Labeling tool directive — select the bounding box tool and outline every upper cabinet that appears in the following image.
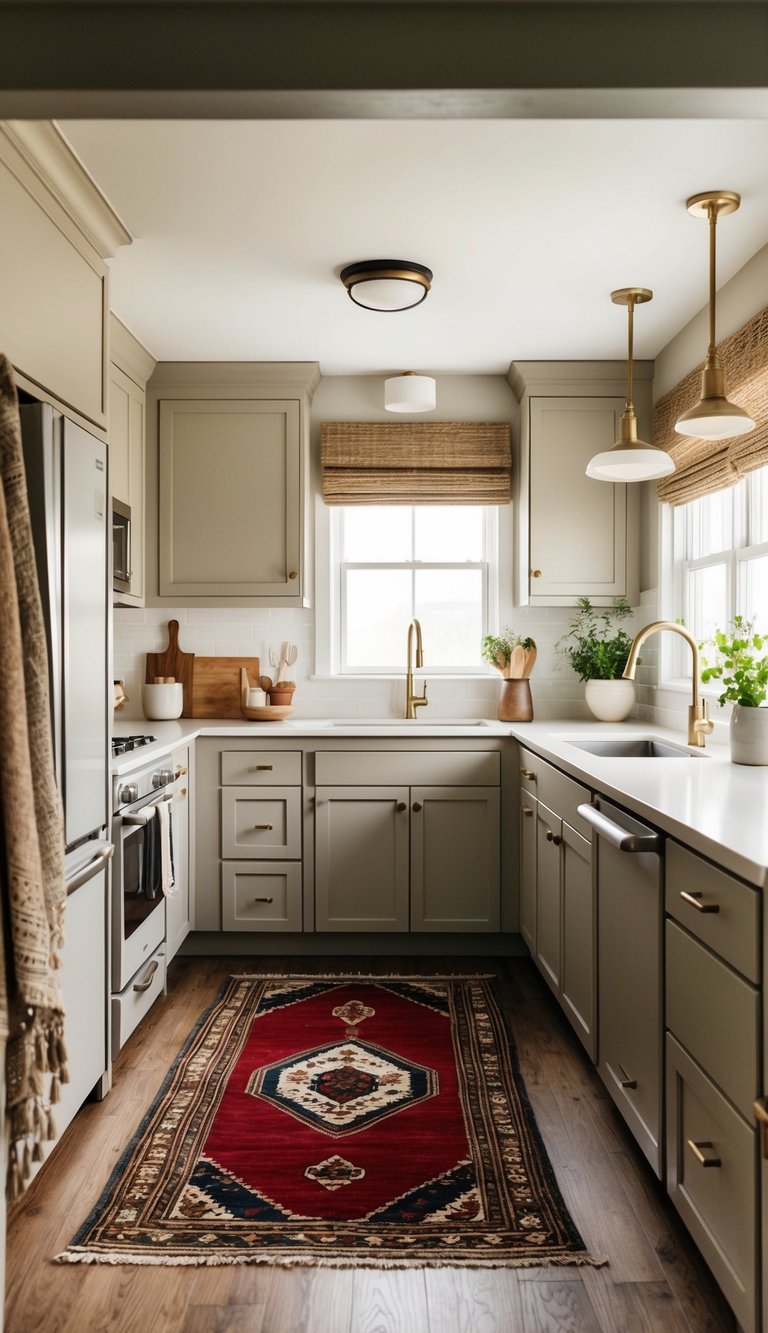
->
[0,122,131,430]
[509,361,651,606]
[109,317,155,607]
[148,362,320,606]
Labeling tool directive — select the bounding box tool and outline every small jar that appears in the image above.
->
[247,687,267,707]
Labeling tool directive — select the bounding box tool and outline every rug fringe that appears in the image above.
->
[54,1249,607,1270]
[229,973,497,981]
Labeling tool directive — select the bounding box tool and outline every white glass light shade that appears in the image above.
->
[351,277,427,311]
[586,447,675,482]
[674,400,755,439]
[384,373,436,413]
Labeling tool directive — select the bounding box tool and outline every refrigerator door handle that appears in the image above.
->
[65,840,114,896]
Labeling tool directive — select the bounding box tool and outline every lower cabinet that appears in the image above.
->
[218,748,304,932]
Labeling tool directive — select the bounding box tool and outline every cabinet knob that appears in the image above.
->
[180,787,187,798]
[396,802,407,813]
[545,829,562,846]
[530,569,542,579]
[288,570,298,581]
[687,1139,721,1169]
[412,801,423,813]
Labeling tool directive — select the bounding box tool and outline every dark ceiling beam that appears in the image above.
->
[0,2,766,117]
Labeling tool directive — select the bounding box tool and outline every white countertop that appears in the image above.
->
[112,715,768,887]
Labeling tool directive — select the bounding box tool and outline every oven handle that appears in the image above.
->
[121,792,174,826]
[133,959,160,994]
[65,840,114,896]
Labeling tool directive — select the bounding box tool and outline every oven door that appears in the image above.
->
[112,804,167,993]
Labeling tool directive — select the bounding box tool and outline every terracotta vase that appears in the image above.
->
[498,678,533,722]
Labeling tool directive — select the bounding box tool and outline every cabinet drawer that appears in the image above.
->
[314,750,499,786]
[221,750,302,786]
[221,787,301,859]
[666,840,760,983]
[222,862,302,931]
[666,1033,758,1333]
[537,763,592,839]
[518,746,539,796]
[111,946,166,1060]
[666,920,759,1121]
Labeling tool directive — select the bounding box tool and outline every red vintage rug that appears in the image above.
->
[57,975,601,1269]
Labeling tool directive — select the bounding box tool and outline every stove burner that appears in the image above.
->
[111,734,156,756]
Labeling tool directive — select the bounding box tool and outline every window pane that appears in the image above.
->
[344,569,411,668]
[686,563,727,644]
[342,507,411,562]
[414,506,483,561]
[743,553,768,633]
[748,466,768,546]
[687,489,733,559]
[415,569,483,668]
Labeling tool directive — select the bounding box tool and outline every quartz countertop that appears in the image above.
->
[112,715,768,886]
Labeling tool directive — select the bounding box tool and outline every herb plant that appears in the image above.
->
[481,629,534,673]
[557,596,634,682]
[700,616,768,708]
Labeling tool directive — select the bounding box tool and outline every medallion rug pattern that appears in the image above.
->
[57,975,601,1269]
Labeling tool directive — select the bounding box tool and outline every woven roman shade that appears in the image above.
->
[320,421,512,504]
[654,306,768,505]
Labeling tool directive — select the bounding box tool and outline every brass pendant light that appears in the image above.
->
[586,288,675,482]
[674,191,755,440]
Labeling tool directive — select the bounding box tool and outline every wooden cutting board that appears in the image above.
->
[190,657,261,718]
[145,620,195,715]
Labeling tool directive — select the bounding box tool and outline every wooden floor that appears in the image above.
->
[5,956,738,1333]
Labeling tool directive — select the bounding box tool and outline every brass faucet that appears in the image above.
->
[405,618,428,719]
[622,620,715,748]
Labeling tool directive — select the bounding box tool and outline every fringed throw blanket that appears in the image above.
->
[0,356,67,1199]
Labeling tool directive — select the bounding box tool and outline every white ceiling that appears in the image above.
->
[59,117,768,376]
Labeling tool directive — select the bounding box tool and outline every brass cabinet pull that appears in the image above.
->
[254,764,273,771]
[545,829,562,846]
[679,889,720,914]
[180,787,187,798]
[396,802,407,813]
[288,570,298,580]
[531,569,542,578]
[754,1098,768,1159]
[175,766,188,778]
[253,824,273,831]
[618,1063,637,1089]
[252,896,274,904]
[522,805,534,818]
[687,1139,722,1168]
[412,801,423,812]
[520,768,536,780]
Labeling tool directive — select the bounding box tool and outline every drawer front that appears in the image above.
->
[666,919,759,1121]
[666,1033,758,1333]
[221,750,302,786]
[666,840,760,983]
[111,946,166,1060]
[222,862,302,931]
[518,745,540,796]
[537,762,592,840]
[314,750,500,787]
[221,787,301,859]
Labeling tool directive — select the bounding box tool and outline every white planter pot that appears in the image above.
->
[584,678,635,723]
[730,704,768,765]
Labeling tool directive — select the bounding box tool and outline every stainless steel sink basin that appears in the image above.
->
[562,735,705,758]
[289,718,492,730]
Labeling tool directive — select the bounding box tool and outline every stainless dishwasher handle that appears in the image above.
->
[576,803,662,854]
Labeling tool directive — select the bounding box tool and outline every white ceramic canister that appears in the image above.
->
[730,703,768,765]
[142,682,184,720]
[247,687,267,707]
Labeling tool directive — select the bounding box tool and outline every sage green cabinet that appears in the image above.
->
[410,786,500,932]
[519,790,537,952]
[314,786,410,932]
[109,319,155,607]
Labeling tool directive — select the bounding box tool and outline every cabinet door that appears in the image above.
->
[109,363,145,604]
[315,787,409,931]
[520,790,537,952]
[561,822,595,1059]
[166,747,190,961]
[535,800,562,991]
[410,787,500,932]
[222,862,302,932]
[159,398,301,598]
[529,397,627,602]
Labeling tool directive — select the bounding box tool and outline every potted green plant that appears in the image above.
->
[481,629,537,721]
[700,615,768,765]
[557,596,636,722]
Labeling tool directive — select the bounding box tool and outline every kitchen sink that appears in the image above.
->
[290,718,493,729]
[560,735,707,758]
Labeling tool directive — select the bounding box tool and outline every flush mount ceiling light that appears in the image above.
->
[587,288,675,483]
[675,191,755,440]
[340,260,432,312]
[384,371,436,413]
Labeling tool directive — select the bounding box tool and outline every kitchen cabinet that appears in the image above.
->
[518,746,595,1058]
[109,318,155,606]
[509,361,649,606]
[665,839,761,1332]
[166,745,192,961]
[148,362,320,606]
[314,750,500,934]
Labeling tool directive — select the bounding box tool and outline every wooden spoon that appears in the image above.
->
[521,643,537,678]
[260,675,273,691]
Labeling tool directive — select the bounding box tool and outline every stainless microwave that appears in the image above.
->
[112,499,132,595]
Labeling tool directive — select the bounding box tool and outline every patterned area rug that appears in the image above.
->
[57,975,602,1269]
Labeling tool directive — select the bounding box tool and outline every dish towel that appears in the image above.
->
[141,808,161,901]
[156,800,176,897]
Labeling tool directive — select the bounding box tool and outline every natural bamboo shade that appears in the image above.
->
[320,421,512,504]
[654,305,768,505]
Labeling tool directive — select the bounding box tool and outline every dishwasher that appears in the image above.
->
[577,798,665,1178]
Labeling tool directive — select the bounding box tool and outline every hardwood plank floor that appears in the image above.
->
[5,957,738,1333]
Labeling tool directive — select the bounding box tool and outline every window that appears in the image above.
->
[333,505,495,674]
[666,464,768,680]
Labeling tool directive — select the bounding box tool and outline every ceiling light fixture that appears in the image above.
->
[340,259,432,312]
[384,372,436,414]
[587,288,675,482]
[675,191,755,440]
